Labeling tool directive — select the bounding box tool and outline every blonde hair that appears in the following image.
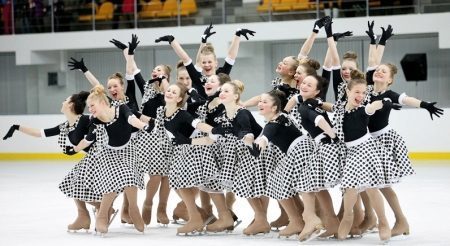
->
[88,85,110,106]
[299,57,320,71]
[343,51,359,68]
[347,69,367,90]
[158,64,172,82]
[225,80,245,103]
[200,43,217,60]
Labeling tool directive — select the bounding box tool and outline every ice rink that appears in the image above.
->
[1,161,449,246]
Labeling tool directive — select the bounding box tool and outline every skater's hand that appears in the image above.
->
[148,75,166,85]
[128,34,140,55]
[109,38,127,50]
[304,98,323,110]
[320,135,339,145]
[247,143,261,158]
[333,31,353,42]
[324,18,333,38]
[379,24,394,45]
[201,22,216,43]
[63,146,77,155]
[3,124,19,140]
[155,35,174,44]
[382,98,402,110]
[68,57,88,73]
[313,16,331,33]
[143,122,155,133]
[211,125,232,136]
[235,28,255,40]
[420,101,444,120]
[276,83,299,96]
[365,20,377,44]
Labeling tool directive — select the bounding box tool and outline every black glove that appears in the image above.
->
[382,98,402,110]
[143,122,155,133]
[247,143,261,158]
[155,35,174,44]
[211,125,232,136]
[3,124,19,140]
[333,31,353,42]
[109,38,127,50]
[378,24,394,46]
[420,101,444,120]
[304,98,323,110]
[172,137,192,145]
[63,146,77,155]
[68,57,88,73]
[128,34,140,55]
[365,20,376,45]
[324,18,333,38]
[201,22,216,43]
[148,75,166,85]
[313,16,331,33]
[187,88,198,96]
[235,28,255,40]
[276,84,299,96]
[320,135,339,145]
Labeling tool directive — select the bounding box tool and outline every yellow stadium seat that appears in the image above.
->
[176,0,197,16]
[139,0,163,19]
[94,1,114,21]
[273,0,297,12]
[78,3,98,22]
[292,0,312,11]
[257,0,280,13]
[156,0,177,18]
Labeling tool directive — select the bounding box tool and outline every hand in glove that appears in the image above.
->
[304,98,323,110]
[201,22,216,43]
[128,34,140,55]
[324,18,333,38]
[277,84,299,96]
[313,16,331,33]
[320,135,340,145]
[333,31,353,42]
[379,24,394,46]
[63,146,77,155]
[148,75,166,85]
[68,57,88,73]
[143,122,155,133]
[247,143,261,158]
[211,125,232,136]
[382,98,402,110]
[109,38,127,50]
[235,28,256,40]
[3,124,19,140]
[365,20,377,44]
[155,35,174,44]
[420,101,444,120]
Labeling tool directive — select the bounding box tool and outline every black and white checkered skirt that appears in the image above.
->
[169,144,219,190]
[307,140,343,192]
[58,149,102,202]
[267,136,315,200]
[341,137,387,191]
[133,129,172,176]
[373,128,415,183]
[86,143,144,195]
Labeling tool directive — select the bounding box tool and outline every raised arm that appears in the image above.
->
[196,23,216,67]
[68,57,101,87]
[298,16,330,59]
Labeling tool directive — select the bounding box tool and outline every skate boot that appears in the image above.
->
[157,202,170,226]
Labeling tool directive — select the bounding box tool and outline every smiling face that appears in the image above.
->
[151,65,167,79]
[219,83,238,104]
[276,56,297,77]
[341,60,358,82]
[204,75,221,96]
[200,53,218,77]
[299,76,320,100]
[373,64,393,86]
[164,84,183,106]
[346,83,367,108]
[107,78,125,101]
[87,97,107,118]
[177,69,192,89]
[257,93,277,117]
[294,65,308,86]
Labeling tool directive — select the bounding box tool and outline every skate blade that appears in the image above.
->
[234,220,243,229]
[390,233,410,241]
[277,233,300,240]
[300,228,327,244]
[171,219,187,225]
[176,230,205,236]
[67,228,90,233]
[158,223,169,228]
[242,231,273,238]
[108,209,119,225]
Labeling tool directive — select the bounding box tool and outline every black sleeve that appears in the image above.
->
[217,60,233,75]
[301,105,322,123]
[366,70,375,85]
[236,110,253,139]
[320,70,331,101]
[84,122,97,142]
[134,72,146,96]
[186,101,204,117]
[125,79,140,116]
[262,123,278,142]
[332,68,343,101]
[185,62,207,99]
[43,125,61,137]
[321,69,331,82]
[119,104,134,120]
[385,90,401,104]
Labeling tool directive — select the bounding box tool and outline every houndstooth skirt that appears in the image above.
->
[133,129,173,176]
[86,143,144,195]
[58,148,103,202]
[267,135,315,200]
[341,136,387,191]
[373,128,415,183]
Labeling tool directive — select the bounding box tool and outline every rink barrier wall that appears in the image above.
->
[0,108,449,161]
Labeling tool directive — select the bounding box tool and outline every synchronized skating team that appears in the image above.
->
[3,17,444,243]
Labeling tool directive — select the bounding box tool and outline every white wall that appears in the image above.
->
[1,108,449,153]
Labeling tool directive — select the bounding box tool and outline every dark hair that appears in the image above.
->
[347,69,367,90]
[267,89,287,114]
[299,64,318,77]
[309,74,329,98]
[70,91,90,114]
[343,51,359,67]
[108,72,124,85]
[304,58,321,71]
[217,73,231,85]
[175,82,188,107]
